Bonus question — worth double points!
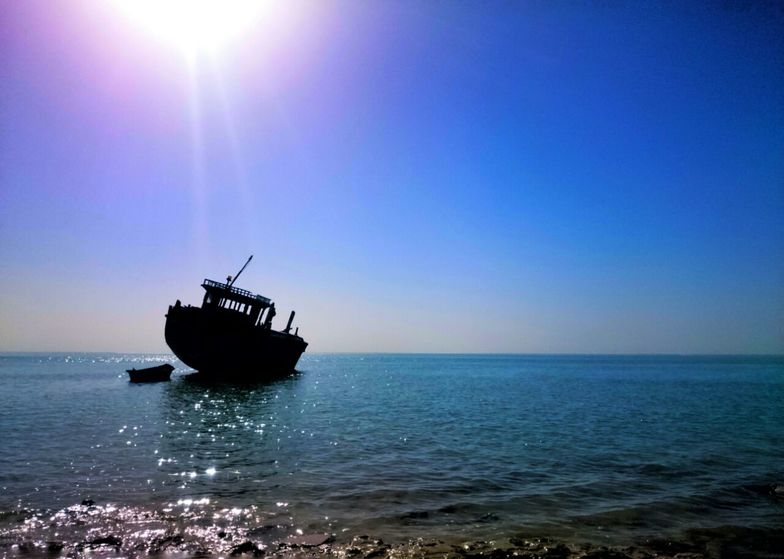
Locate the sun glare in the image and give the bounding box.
[113,0,270,56]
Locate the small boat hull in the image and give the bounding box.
[127,364,174,383]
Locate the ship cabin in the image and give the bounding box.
[201,278,273,327]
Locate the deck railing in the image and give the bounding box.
[202,279,272,305]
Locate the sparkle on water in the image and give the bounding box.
[0,353,782,554]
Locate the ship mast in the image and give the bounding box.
[228,255,253,288]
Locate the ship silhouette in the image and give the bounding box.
[165,256,307,379]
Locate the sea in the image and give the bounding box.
[0,353,782,556]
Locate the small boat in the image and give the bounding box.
[164,255,308,380]
[126,363,175,383]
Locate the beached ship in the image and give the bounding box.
[164,256,307,380]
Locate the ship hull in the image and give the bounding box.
[165,305,307,380]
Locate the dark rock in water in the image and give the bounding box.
[541,543,571,558]
[475,512,500,523]
[46,541,64,553]
[86,535,122,548]
[230,540,261,555]
[462,548,517,559]
[80,499,94,506]
[582,549,632,559]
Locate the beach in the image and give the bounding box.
[2,499,783,557]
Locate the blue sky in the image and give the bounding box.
[1,1,782,353]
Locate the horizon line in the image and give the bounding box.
[1,351,783,358]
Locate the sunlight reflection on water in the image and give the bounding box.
[0,353,782,547]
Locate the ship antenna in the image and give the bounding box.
[228,255,253,288]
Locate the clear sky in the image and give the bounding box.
[1,1,782,353]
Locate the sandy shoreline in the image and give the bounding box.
[1,502,782,558]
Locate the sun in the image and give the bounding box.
[112,0,271,56]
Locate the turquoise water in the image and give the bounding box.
[0,353,782,547]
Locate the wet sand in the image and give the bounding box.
[1,501,782,558]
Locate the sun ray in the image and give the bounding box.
[186,56,209,270]
[207,53,257,252]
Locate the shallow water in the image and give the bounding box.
[0,353,782,551]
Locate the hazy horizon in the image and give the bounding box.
[1,1,783,354]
